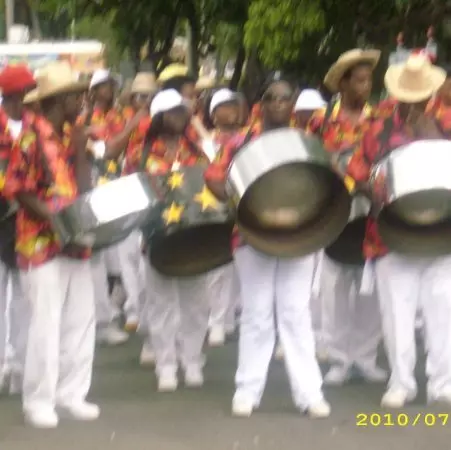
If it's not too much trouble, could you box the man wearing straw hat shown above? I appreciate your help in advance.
[4,61,99,428]
[308,49,387,387]
[0,64,36,396]
[348,54,451,408]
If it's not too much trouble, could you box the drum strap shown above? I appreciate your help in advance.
[319,100,336,138]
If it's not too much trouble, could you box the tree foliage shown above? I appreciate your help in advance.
[244,0,325,67]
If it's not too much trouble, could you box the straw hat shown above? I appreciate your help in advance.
[34,61,88,101]
[324,49,381,93]
[131,72,158,95]
[384,54,446,103]
[23,88,39,105]
[157,64,189,83]
[195,76,216,92]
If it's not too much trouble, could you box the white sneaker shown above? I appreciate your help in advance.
[139,341,155,366]
[306,399,331,419]
[208,326,225,347]
[324,366,351,386]
[58,402,100,421]
[158,374,178,392]
[430,388,451,405]
[232,395,254,417]
[96,325,129,346]
[24,409,59,429]
[358,366,388,383]
[381,388,412,409]
[184,367,204,388]
[274,344,284,360]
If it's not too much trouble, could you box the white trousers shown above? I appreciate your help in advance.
[207,262,238,332]
[117,231,145,323]
[320,255,381,370]
[145,261,210,377]
[91,251,120,327]
[0,263,28,380]
[234,246,324,409]
[375,253,451,400]
[21,257,95,413]
[104,243,122,276]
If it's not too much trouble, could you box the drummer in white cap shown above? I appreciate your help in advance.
[294,89,326,130]
[348,54,451,409]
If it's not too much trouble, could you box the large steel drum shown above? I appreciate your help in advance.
[370,139,451,256]
[144,165,234,277]
[52,172,159,250]
[227,128,352,257]
[325,148,371,266]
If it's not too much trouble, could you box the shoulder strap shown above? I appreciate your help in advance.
[319,100,336,138]
[140,136,153,172]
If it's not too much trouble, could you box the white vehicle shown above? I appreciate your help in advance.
[0,40,105,74]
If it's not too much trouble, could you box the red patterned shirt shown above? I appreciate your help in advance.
[123,116,151,175]
[5,116,91,269]
[347,103,419,259]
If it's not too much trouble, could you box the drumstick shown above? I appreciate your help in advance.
[190,116,218,162]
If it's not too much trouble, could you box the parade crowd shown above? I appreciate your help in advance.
[0,45,451,430]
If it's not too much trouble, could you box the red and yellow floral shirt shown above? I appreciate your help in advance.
[123,115,151,175]
[4,116,91,269]
[79,106,126,182]
[307,100,373,152]
[347,103,421,259]
[426,97,451,137]
[205,121,269,251]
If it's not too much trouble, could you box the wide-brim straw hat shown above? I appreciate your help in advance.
[131,72,158,94]
[384,54,446,103]
[34,61,88,101]
[23,88,39,105]
[324,49,381,93]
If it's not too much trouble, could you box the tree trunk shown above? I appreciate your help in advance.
[229,43,245,90]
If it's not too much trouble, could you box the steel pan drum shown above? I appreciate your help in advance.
[145,165,234,277]
[52,173,159,250]
[370,139,451,256]
[325,148,370,266]
[227,128,352,257]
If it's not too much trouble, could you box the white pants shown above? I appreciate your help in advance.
[234,246,324,409]
[145,261,210,377]
[207,262,238,332]
[21,257,95,413]
[104,244,122,276]
[91,251,120,327]
[117,231,145,323]
[375,253,451,400]
[320,256,381,370]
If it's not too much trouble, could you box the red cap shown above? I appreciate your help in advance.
[0,64,35,95]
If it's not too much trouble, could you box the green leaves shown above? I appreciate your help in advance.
[244,0,325,67]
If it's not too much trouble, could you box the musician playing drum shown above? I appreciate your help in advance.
[205,77,330,419]
[4,62,98,428]
[347,54,451,409]
[124,89,211,392]
[307,49,386,386]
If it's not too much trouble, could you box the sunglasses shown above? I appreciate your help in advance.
[262,92,293,103]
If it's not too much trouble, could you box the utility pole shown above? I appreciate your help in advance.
[5,0,14,41]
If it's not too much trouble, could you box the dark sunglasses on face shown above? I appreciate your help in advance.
[262,92,293,103]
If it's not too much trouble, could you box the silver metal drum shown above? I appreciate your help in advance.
[227,128,351,257]
[52,172,160,250]
[370,139,451,256]
[325,148,371,266]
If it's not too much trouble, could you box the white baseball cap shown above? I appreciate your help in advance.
[89,69,120,90]
[150,89,186,118]
[294,89,326,112]
[209,88,239,117]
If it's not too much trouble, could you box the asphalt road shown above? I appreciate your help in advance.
[0,335,450,450]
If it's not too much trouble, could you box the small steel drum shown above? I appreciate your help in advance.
[227,128,351,257]
[145,165,234,277]
[370,139,451,256]
[325,148,371,266]
[52,172,159,250]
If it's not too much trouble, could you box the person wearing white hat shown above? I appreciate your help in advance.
[307,49,386,387]
[127,89,211,392]
[294,89,326,130]
[348,54,451,409]
[3,61,99,428]
[202,88,242,347]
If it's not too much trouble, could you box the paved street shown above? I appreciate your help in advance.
[0,336,450,450]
